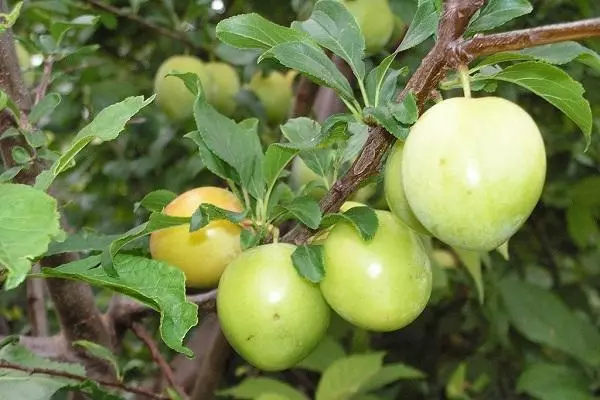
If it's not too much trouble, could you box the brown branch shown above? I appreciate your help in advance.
[131,322,188,400]
[34,56,54,104]
[282,1,600,244]
[84,0,207,55]
[190,313,231,400]
[0,360,169,400]
[26,264,48,336]
[291,76,319,118]
[459,17,600,58]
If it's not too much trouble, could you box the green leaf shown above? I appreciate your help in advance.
[217,377,309,400]
[499,277,600,366]
[567,177,600,248]
[293,0,366,80]
[46,231,122,256]
[263,144,298,198]
[398,0,439,51]
[340,122,370,165]
[365,54,404,107]
[185,130,239,183]
[0,90,7,112]
[295,335,346,373]
[0,341,84,400]
[320,206,379,242]
[0,166,23,183]
[193,96,264,199]
[216,13,308,50]
[29,93,61,125]
[277,196,322,229]
[240,228,262,251]
[454,248,484,304]
[34,95,155,191]
[190,204,247,232]
[446,362,467,399]
[73,340,121,381]
[42,254,198,357]
[166,72,202,97]
[517,363,593,400]
[315,352,385,400]
[280,117,324,150]
[320,114,354,146]
[291,244,325,283]
[487,61,592,146]
[0,2,23,32]
[0,183,64,290]
[467,0,532,34]
[477,42,600,74]
[135,189,177,213]
[359,363,426,393]
[363,106,409,140]
[11,146,32,164]
[300,148,336,181]
[389,92,419,124]
[261,41,355,103]
[23,129,49,148]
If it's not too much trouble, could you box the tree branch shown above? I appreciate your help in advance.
[282,0,600,244]
[291,76,319,118]
[84,0,208,55]
[26,264,48,336]
[459,17,600,58]
[0,360,169,400]
[131,323,188,400]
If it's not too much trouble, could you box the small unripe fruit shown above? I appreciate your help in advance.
[217,243,330,371]
[204,62,240,116]
[153,55,209,121]
[15,41,34,86]
[401,96,547,251]
[247,70,295,124]
[149,187,243,288]
[321,209,432,332]
[342,0,394,54]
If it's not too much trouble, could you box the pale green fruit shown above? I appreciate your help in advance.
[289,157,328,199]
[217,243,330,371]
[321,209,432,332]
[15,41,34,86]
[401,96,547,251]
[204,62,240,116]
[342,0,394,54]
[388,15,407,46]
[384,140,430,235]
[153,55,209,121]
[247,70,295,124]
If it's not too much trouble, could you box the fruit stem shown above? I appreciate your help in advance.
[271,226,280,243]
[458,65,472,99]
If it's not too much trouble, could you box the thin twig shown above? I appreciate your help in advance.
[85,0,207,54]
[0,360,169,400]
[26,264,48,336]
[34,56,54,104]
[282,2,600,244]
[131,322,188,400]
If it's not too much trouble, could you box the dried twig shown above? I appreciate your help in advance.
[0,360,169,400]
[131,323,188,400]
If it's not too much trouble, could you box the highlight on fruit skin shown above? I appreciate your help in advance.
[153,55,209,121]
[149,186,244,289]
[341,0,395,54]
[216,243,331,372]
[400,96,547,252]
[320,208,432,332]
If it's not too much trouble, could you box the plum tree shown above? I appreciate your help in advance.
[217,243,331,371]
[204,62,240,116]
[342,0,394,54]
[400,96,547,251]
[247,70,295,124]
[320,209,432,332]
[153,55,209,121]
[149,186,243,288]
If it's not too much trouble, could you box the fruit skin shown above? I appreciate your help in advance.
[342,0,394,54]
[149,186,243,288]
[204,62,240,116]
[247,70,295,124]
[15,41,34,86]
[321,209,432,332]
[401,96,546,251]
[217,243,331,371]
[384,140,430,235]
[153,55,210,121]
